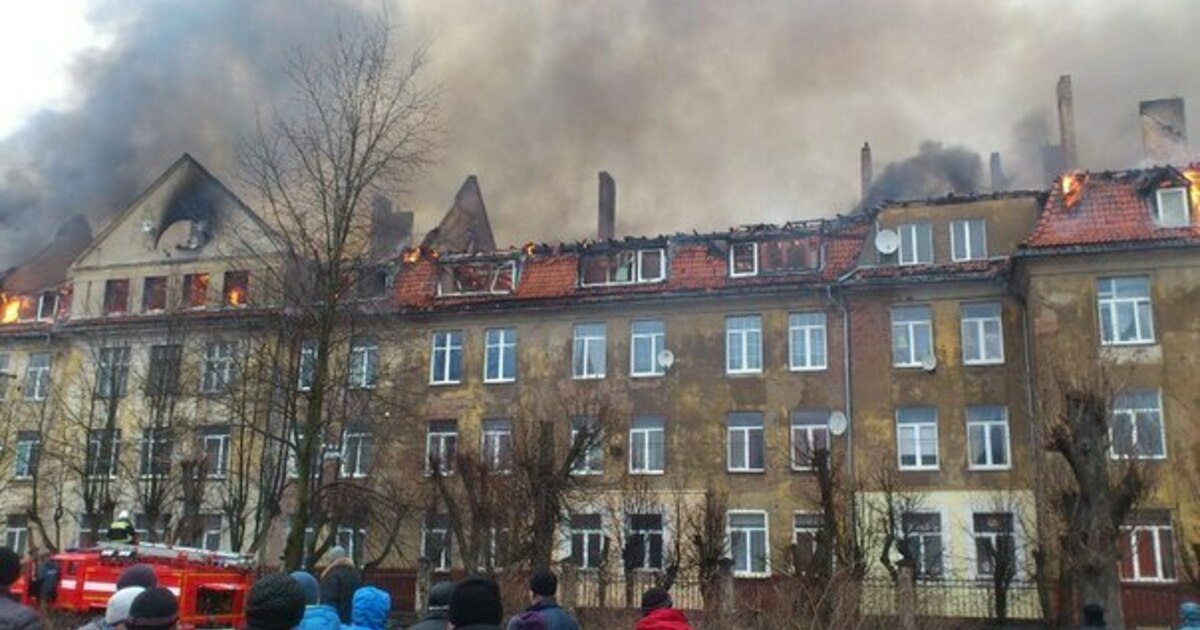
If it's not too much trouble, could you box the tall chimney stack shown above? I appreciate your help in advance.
[1056,75,1078,170]
[1139,98,1188,164]
[989,152,1006,192]
[598,171,615,241]
[860,142,873,204]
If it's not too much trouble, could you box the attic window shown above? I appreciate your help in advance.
[730,240,820,278]
[183,273,209,308]
[579,249,666,287]
[103,279,129,315]
[729,243,758,277]
[1154,187,1189,228]
[17,296,36,322]
[36,292,57,322]
[142,277,167,312]
[224,271,249,307]
[437,261,518,297]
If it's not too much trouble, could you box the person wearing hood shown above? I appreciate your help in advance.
[291,571,340,630]
[1179,602,1200,630]
[104,587,145,630]
[634,588,691,630]
[408,582,454,630]
[340,587,390,630]
[320,547,361,624]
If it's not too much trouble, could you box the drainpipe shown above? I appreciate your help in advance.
[824,284,854,490]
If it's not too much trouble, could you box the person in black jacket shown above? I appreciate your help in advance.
[318,546,360,624]
[408,581,454,630]
[0,547,40,630]
[448,578,503,630]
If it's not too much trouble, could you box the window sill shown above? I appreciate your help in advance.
[1109,453,1167,461]
[892,363,926,369]
[967,465,1012,472]
[630,372,665,379]
[963,360,1005,367]
[898,465,939,472]
[347,384,377,391]
[570,471,605,477]
[788,365,828,373]
[726,370,763,377]
[733,572,771,580]
[1100,340,1157,348]
[429,380,463,387]
[629,470,665,476]
[483,378,516,385]
[727,469,765,474]
[572,374,607,381]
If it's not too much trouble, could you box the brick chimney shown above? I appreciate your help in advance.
[1057,75,1078,170]
[1140,98,1188,164]
[598,171,615,241]
[860,142,873,204]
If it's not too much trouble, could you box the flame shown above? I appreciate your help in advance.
[401,247,422,264]
[1,297,19,324]
[1184,168,1200,218]
[1060,170,1087,208]
[522,242,537,257]
[226,288,245,307]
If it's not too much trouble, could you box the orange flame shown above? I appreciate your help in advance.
[401,247,422,264]
[1,297,19,324]
[1184,168,1200,218]
[226,288,245,307]
[1061,170,1086,208]
[522,242,537,257]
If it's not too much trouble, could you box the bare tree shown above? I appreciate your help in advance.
[685,483,728,614]
[867,466,928,582]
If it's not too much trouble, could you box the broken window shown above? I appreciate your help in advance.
[580,249,666,287]
[142,276,167,312]
[16,296,36,322]
[183,273,209,308]
[729,243,758,277]
[103,279,129,315]
[36,292,58,321]
[437,261,518,296]
[730,239,820,277]
[223,271,249,307]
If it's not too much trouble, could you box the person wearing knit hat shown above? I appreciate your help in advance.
[126,587,178,630]
[0,546,40,630]
[105,587,146,629]
[408,581,455,630]
[117,565,158,590]
[635,588,692,630]
[318,546,360,624]
[246,573,307,630]
[449,578,504,630]
[505,569,578,630]
[291,571,340,630]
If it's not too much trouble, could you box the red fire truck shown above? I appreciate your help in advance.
[12,543,256,629]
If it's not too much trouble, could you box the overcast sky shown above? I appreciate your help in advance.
[0,0,1196,265]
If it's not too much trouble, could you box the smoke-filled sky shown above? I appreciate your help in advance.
[0,0,1197,266]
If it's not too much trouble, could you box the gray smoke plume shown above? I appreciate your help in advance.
[862,142,983,209]
[1,0,1198,265]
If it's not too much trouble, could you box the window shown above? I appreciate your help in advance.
[192,515,222,551]
[336,525,367,566]
[579,249,666,286]
[223,271,249,307]
[134,514,171,544]
[891,306,932,367]
[967,406,1010,470]
[572,323,606,379]
[902,512,944,579]
[791,410,830,471]
[1154,187,1189,228]
[139,428,171,478]
[961,303,1004,365]
[569,513,604,570]
[348,337,378,389]
[1097,277,1155,345]
[897,407,938,470]
[297,340,316,391]
[183,273,209,308]
[23,353,50,401]
[103,279,130,315]
[898,223,933,265]
[142,276,167,312]
[437,260,518,296]
[973,512,1015,579]
[146,344,182,397]
[340,429,373,478]
[626,514,664,570]
[0,354,9,399]
[728,511,769,576]
[36,292,58,321]
[430,331,463,385]
[286,431,323,479]
[726,315,763,375]
[423,515,452,571]
[481,419,513,473]
[13,432,39,480]
[1111,390,1166,459]
[481,527,510,571]
[951,219,988,261]
[629,416,665,474]
[201,342,235,393]
[95,346,131,398]
[793,513,823,576]
[727,412,765,473]
[630,320,666,377]
[5,516,28,556]
[199,426,230,479]
[86,429,119,478]
[483,328,517,383]
[426,420,457,475]
[729,242,758,277]
[570,417,603,475]
[15,296,35,322]
[1120,512,1176,582]
[788,312,827,371]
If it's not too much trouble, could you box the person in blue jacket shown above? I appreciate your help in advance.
[291,571,341,630]
[1179,602,1200,630]
[341,587,390,630]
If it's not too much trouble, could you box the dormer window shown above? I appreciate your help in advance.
[730,239,821,277]
[898,223,933,265]
[437,260,518,296]
[36,292,57,322]
[729,243,758,277]
[103,279,129,315]
[951,219,987,262]
[580,249,666,287]
[1154,187,1189,228]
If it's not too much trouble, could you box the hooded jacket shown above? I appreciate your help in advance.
[505,599,578,630]
[635,608,693,630]
[298,605,342,630]
[406,608,448,630]
[0,590,41,630]
[341,587,390,630]
[1180,602,1200,630]
[320,559,361,624]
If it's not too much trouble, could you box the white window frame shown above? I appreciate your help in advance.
[627,513,665,571]
[971,511,1017,581]
[36,292,57,322]
[570,417,603,476]
[728,510,770,577]
[422,517,452,572]
[425,421,458,476]
[296,340,316,391]
[13,434,38,480]
[0,354,9,399]
[966,406,1011,471]
[792,512,823,573]
[902,511,945,580]
[896,407,939,471]
[897,223,933,265]
[572,323,607,380]
[201,342,235,394]
[138,427,171,479]
[788,312,827,371]
[636,249,667,283]
[569,514,605,570]
[1110,390,1167,460]
[950,219,988,262]
[481,419,513,473]
[430,331,463,385]
[23,352,50,401]
[790,410,830,471]
[629,416,665,475]
[87,429,120,479]
[1097,277,1155,346]
[1121,519,1176,583]
[198,514,223,552]
[483,328,517,383]
[630,320,666,378]
[725,315,763,375]
[1154,187,1190,228]
[727,412,765,473]
[347,337,378,389]
[340,430,372,478]
[200,429,230,479]
[5,517,29,556]
[95,346,131,399]
[891,306,933,368]
[336,525,367,565]
[729,242,759,277]
[961,303,1004,365]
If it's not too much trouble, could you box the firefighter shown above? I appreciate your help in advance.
[108,511,137,545]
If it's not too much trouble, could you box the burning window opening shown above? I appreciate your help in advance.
[437,260,518,297]
[183,273,209,308]
[1,295,27,324]
[36,292,58,322]
[1153,187,1189,228]
[730,242,758,277]
[730,239,821,277]
[142,276,167,312]
[1061,170,1087,208]
[103,279,130,315]
[223,271,249,307]
[579,248,665,287]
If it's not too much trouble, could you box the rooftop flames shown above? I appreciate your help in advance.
[1061,170,1087,208]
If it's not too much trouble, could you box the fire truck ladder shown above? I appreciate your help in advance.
[97,542,256,570]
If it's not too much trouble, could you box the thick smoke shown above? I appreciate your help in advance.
[862,142,982,209]
[1,0,1198,265]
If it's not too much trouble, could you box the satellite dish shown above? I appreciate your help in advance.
[829,411,848,436]
[657,349,675,369]
[875,229,900,255]
[920,354,938,372]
